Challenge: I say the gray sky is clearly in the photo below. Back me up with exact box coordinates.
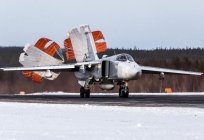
[0,0,204,49]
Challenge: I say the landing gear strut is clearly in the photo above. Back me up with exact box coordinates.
[119,86,129,98]
[80,87,90,98]
[119,81,129,98]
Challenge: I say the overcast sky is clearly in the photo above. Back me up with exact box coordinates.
[0,0,204,49]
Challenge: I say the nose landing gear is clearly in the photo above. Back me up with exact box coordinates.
[80,87,90,98]
[119,86,129,98]
[119,81,129,98]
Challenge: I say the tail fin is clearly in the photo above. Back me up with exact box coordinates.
[20,38,63,83]
[64,25,107,62]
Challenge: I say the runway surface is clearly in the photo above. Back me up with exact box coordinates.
[0,94,204,108]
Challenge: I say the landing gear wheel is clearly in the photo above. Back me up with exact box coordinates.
[80,87,85,98]
[119,86,129,98]
[80,87,90,98]
[85,89,90,98]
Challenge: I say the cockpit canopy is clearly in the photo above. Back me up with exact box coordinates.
[116,54,134,62]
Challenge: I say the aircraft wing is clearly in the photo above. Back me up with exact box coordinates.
[140,66,203,76]
[1,61,100,71]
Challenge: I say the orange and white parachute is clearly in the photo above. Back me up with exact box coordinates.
[64,25,107,62]
[20,38,63,83]
[19,25,108,83]
[92,31,107,53]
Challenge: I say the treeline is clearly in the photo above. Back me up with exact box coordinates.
[0,47,204,94]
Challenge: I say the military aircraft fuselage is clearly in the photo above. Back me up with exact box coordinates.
[74,53,142,90]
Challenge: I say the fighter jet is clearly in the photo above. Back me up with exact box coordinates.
[1,25,203,98]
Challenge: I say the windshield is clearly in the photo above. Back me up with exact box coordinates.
[116,54,134,62]
[116,55,127,62]
[126,54,134,62]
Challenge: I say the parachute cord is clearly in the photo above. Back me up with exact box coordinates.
[54,46,65,63]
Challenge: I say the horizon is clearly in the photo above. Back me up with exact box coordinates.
[1,46,204,51]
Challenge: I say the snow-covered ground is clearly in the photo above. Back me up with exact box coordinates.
[0,102,204,140]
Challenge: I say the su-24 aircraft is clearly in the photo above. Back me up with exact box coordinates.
[1,25,203,98]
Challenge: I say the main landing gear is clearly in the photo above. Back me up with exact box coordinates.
[80,87,90,98]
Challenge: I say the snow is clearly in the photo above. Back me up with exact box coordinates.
[0,102,204,140]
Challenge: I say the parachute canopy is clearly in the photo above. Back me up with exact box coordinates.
[64,28,107,61]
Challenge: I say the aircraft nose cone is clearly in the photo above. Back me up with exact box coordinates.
[118,62,138,79]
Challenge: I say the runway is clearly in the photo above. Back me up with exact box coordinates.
[0,94,204,108]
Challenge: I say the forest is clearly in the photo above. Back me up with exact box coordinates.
[0,47,204,94]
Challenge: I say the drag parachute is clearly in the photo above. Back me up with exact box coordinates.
[19,25,108,83]
[64,27,107,62]
[20,38,63,83]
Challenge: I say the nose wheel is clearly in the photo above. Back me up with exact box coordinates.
[80,87,90,98]
[119,86,129,98]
